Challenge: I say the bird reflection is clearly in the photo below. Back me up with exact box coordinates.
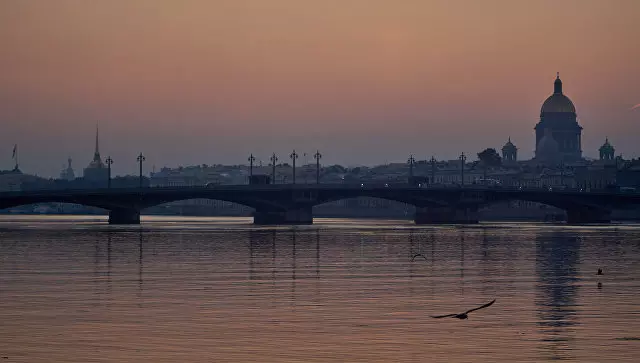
[536,233,580,361]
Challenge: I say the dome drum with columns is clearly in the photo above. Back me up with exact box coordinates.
[501,137,518,164]
[534,73,582,163]
[599,138,615,161]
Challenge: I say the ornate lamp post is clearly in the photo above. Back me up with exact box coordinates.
[407,154,416,182]
[137,152,146,188]
[270,153,278,184]
[430,156,436,185]
[248,153,256,180]
[290,150,299,184]
[106,156,113,188]
[459,152,466,186]
[314,150,322,184]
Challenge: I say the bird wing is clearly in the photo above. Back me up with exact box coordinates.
[464,299,496,314]
[430,313,458,319]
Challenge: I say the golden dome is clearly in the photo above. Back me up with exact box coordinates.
[540,73,576,114]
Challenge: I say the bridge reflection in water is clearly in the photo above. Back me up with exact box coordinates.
[2,185,638,225]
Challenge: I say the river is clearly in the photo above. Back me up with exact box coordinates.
[1,216,639,362]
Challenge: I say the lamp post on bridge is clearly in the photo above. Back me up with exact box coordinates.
[270,153,278,184]
[430,156,436,185]
[137,152,146,189]
[407,154,416,182]
[248,153,255,181]
[290,150,298,184]
[459,152,466,186]
[314,150,322,184]
[106,156,113,188]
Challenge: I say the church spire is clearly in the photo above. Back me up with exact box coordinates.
[554,72,563,94]
[93,123,101,162]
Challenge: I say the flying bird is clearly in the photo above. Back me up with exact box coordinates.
[431,299,496,319]
[631,104,640,110]
[411,253,427,262]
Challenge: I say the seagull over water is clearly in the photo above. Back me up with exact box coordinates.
[431,299,496,319]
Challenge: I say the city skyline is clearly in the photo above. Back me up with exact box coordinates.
[2,0,640,177]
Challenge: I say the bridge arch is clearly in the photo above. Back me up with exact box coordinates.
[313,196,415,218]
[479,192,612,224]
[142,198,253,217]
[0,201,106,215]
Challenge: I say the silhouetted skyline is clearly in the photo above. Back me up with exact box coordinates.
[1,1,639,176]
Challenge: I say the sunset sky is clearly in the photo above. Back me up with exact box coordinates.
[1,0,639,176]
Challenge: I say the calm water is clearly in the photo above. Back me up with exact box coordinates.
[1,216,640,362]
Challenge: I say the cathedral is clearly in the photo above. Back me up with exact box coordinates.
[500,74,616,166]
[534,73,583,163]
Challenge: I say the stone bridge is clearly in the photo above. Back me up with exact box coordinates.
[1,185,639,225]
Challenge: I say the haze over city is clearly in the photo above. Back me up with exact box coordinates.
[1,0,639,177]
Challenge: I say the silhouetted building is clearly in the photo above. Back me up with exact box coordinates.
[83,126,108,184]
[599,138,615,161]
[60,158,75,181]
[501,138,518,165]
[535,74,582,164]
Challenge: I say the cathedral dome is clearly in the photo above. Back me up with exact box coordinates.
[540,74,576,114]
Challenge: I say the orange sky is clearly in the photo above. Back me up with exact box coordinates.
[1,0,639,176]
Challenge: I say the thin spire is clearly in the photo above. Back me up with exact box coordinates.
[95,123,100,155]
[556,72,559,79]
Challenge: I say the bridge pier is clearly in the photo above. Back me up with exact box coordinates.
[253,207,313,225]
[108,208,141,225]
[566,208,611,224]
[414,206,479,224]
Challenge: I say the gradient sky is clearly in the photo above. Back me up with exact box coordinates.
[1,0,639,177]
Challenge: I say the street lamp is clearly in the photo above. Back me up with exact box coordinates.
[137,152,146,188]
[407,154,416,182]
[290,150,299,184]
[314,150,322,184]
[248,153,256,179]
[430,156,436,185]
[459,152,466,186]
[270,153,278,184]
[106,156,113,188]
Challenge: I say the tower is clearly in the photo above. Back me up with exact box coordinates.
[83,124,108,184]
[599,138,615,161]
[501,137,518,164]
[534,73,582,163]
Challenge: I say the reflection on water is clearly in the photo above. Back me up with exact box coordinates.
[1,216,640,362]
[536,234,581,361]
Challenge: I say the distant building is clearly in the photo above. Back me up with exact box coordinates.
[0,169,24,191]
[534,74,582,164]
[60,158,75,181]
[83,126,108,184]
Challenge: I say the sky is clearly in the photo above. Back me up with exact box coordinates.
[1,0,639,177]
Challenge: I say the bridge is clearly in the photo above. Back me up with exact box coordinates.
[1,185,639,225]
